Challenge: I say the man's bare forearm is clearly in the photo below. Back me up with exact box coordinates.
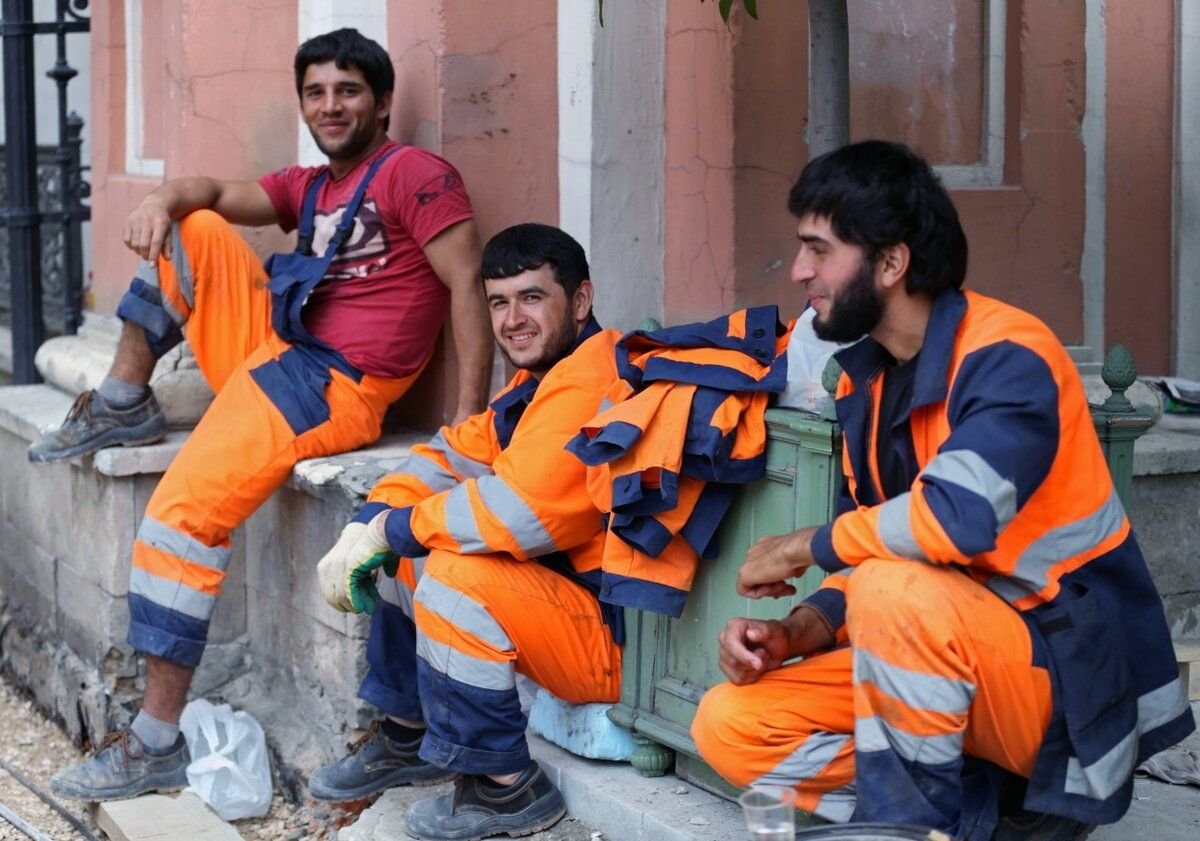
[449,288,493,421]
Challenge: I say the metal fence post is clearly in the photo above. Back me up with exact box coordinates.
[2,0,43,383]
[1092,345,1155,513]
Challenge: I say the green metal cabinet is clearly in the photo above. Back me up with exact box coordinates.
[608,406,843,794]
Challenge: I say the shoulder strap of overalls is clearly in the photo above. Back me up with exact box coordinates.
[295,145,402,258]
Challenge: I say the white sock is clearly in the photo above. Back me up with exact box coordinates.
[97,375,150,407]
[131,709,180,752]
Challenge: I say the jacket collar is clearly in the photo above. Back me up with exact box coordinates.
[833,287,967,410]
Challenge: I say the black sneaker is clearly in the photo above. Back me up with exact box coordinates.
[309,722,455,801]
[29,389,166,463]
[404,761,566,840]
[50,730,188,801]
[992,811,1097,840]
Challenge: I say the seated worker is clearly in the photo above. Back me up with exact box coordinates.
[313,223,623,840]
[45,29,492,801]
[690,141,1194,840]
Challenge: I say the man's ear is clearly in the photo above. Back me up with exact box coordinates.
[877,243,911,291]
[376,90,394,121]
[573,279,595,322]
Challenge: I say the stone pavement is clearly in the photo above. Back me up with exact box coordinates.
[343,705,1200,841]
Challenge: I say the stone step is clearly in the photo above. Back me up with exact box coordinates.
[1175,640,1200,701]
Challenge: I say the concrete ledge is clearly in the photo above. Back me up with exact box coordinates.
[340,733,745,841]
[1135,418,1200,476]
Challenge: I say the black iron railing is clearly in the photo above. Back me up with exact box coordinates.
[1,0,90,384]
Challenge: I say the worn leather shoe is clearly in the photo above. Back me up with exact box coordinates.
[29,389,166,463]
[404,761,566,840]
[50,730,188,801]
[309,722,455,801]
[992,811,1096,840]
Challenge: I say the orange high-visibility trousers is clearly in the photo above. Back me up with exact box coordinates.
[692,560,1053,831]
[411,549,622,775]
[121,211,421,666]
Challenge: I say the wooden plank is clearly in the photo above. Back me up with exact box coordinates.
[96,793,243,841]
[1175,640,1200,701]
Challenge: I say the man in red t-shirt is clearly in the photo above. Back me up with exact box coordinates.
[41,29,493,803]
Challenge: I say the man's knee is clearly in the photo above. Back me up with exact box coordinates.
[844,559,949,628]
[691,682,747,778]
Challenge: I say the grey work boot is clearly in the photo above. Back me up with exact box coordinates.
[404,761,566,840]
[992,811,1096,840]
[309,722,455,801]
[50,731,188,801]
[29,389,166,463]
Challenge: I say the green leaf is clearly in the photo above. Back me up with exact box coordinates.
[743,0,758,19]
[719,0,734,22]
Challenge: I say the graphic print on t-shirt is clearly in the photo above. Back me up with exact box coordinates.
[312,198,389,278]
[416,172,464,207]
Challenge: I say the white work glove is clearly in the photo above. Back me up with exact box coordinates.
[316,512,397,614]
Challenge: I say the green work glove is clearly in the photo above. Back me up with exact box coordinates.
[316,512,399,614]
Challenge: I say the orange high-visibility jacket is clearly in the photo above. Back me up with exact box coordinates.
[567,307,791,616]
[800,289,1192,823]
[360,319,616,586]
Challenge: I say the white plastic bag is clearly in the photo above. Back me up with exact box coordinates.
[776,308,849,413]
[179,699,272,820]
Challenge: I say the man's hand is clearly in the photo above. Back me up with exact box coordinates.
[124,195,175,262]
[737,527,817,598]
[316,512,399,614]
[716,606,835,685]
[717,617,794,685]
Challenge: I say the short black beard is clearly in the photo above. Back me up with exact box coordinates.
[812,257,884,343]
[498,303,579,377]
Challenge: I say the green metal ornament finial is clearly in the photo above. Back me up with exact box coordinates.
[1101,345,1137,413]
[821,357,842,397]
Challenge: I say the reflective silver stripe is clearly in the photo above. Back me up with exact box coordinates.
[854,649,975,715]
[399,451,460,494]
[416,634,516,691]
[876,493,925,560]
[475,476,558,557]
[442,486,489,553]
[129,566,216,621]
[415,575,513,650]
[752,732,850,788]
[427,430,492,480]
[1065,730,1136,800]
[856,715,963,765]
[991,490,1126,598]
[814,784,856,823]
[921,449,1017,532]
[169,222,195,310]
[137,516,232,571]
[1138,676,1190,733]
[1065,677,1191,800]
[377,564,421,616]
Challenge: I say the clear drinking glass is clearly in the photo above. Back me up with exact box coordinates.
[738,784,797,840]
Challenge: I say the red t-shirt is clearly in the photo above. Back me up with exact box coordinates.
[258,141,474,378]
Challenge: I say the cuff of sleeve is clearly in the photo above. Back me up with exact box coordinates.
[811,522,849,573]
[352,501,392,525]
[799,589,845,637]
[384,506,424,557]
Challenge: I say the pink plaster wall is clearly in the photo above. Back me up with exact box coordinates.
[954,0,1086,344]
[849,0,984,166]
[387,1,559,427]
[1105,0,1174,374]
[663,0,737,323]
[89,0,296,315]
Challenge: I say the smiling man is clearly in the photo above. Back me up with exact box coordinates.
[312,223,625,840]
[690,141,1193,840]
[45,29,493,802]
